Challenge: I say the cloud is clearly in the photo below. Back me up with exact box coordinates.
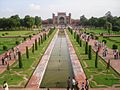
[29,4,40,11]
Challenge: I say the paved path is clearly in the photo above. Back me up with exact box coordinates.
[26,31,58,88]
[0,88,120,90]
[0,32,44,74]
[65,31,86,89]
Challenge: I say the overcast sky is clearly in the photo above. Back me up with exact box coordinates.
[0,0,120,19]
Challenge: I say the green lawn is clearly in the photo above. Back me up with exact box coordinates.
[0,38,25,54]
[0,30,40,36]
[98,37,120,51]
[67,30,120,88]
[0,30,56,87]
[82,29,120,35]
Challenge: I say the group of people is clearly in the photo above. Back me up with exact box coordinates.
[1,47,19,66]
[67,77,89,90]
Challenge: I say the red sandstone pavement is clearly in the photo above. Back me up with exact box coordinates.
[26,31,58,88]
[0,32,44,74]
[0,88,120,90]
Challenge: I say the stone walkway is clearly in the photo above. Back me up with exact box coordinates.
[65,31,86,89]
[0,32,44,74]
[26,31,58,88]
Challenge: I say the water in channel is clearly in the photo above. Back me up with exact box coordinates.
[40,29,73,88]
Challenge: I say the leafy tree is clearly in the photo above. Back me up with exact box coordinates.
[24,15,35,29]
[18,51,23,68]
[95,51,98,68]
[35,16,42,28]
[105,21,112,34]
[80,15,88,26]
[26,46,29,59]
[88,45,92,60]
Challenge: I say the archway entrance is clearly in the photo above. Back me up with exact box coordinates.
[59,17,65,25]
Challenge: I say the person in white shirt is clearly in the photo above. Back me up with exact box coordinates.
[3,81,9,90]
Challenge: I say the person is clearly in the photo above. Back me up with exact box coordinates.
[67,77,71,90]
[2,57,5,65]
[3,81,9,90]
[85,79,89,90]
[72,77,76,90]
[81,82,84,90]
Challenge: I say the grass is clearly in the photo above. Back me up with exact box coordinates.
[82,29,120,35]
[98,37,120,51]
[0,30,56,87]
[0,30,40,36]
[0,38,25,54]
[67,30,120,88]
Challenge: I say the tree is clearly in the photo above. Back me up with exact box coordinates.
[26,46,29,59]
[18,51,23,68]
[35,16,42,28]
[32,44,34,53]
[105,21,112,34]
[88,45,92,60]
[80,15,88,26]
[85,42,88,54]
[95,51,98,68]
[35,39,38,50]
[24,15,35,29]
[106,59,110,69]
[79,39,82,47]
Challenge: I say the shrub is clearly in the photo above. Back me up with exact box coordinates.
[102,40,107,44]
[24,37,26,41]
[29,35,32,40]
[2,34,5,36]
[95,36,99,40]
[15,41,20,45]
[3,45,7,50]
[112,44,118,50]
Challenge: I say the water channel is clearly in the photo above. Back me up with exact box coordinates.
[40,29,73,88]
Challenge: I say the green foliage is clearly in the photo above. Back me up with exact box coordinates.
[18,51,23,68]
[35,39,38,50]
[85,42,88,54]
[32,44,34,53]
[3,45,7,50]
[95,51,98,68]
[24,15,35,29]
[29,35,32,40]
[38,37,40,45]
[107,59,110,69]
[88,45,92,60]
[79,39,82,47]
[102,40,107,44]
[74,32,76,39]
[35,16,42,28]
[112,44,118,50]
[26,46,29,59]
[15,41,20,45]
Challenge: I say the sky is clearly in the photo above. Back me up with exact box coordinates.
[0,0,120,19]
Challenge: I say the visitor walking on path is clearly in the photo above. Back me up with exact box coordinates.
[2,57,5,65]
[81,82,84,90]
[3,81,9,90]
[67,77,71,90]
[71,77,77,90]
[85,79,89,90]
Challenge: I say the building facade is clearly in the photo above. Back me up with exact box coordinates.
[52,12,71,25]
[42,12,80,26]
